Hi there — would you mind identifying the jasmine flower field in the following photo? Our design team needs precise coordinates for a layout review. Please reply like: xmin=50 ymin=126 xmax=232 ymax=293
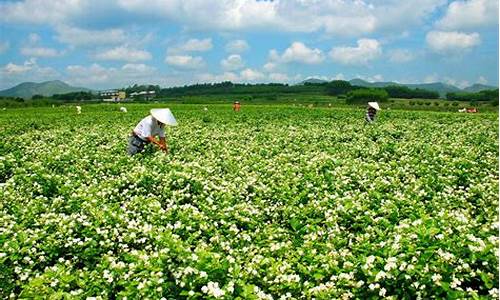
xmin=0 ymin=104 xmax=498 ymax=299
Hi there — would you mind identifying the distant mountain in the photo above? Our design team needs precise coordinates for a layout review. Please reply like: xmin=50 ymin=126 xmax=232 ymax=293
xmin=463 ymin=83 xmax=497 ymax=93
xmin=349 ymin=79 xmax=463 ymax=97
xmin=349 ymin=79 xmax=398 ymax=88
xmin=299 ymin=78 xmax=328 ymax=85
xmin=0 ymin=80 xmax=91 ymax=99
xmin=405 ymin=82 xmax=462 ymax=97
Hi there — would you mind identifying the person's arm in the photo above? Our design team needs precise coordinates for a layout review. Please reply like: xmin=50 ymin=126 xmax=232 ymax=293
xmin=146 ymin=136 xmax=160 ymax=146
xmin=146 ymin=136 xmax=168 ymax=152
xmin=159 ymin=137 xmax=168 ymax=153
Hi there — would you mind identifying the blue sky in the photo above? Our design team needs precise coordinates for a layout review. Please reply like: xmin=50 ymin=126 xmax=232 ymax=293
xmin=0 ymin=0 xmax=498 ymax=90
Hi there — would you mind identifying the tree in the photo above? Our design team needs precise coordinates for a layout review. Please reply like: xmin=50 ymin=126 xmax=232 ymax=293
xmin=346 ymin=88 xmax=388 ymax=104
xmin=446 ymin=89 xmax=499 ymax=103
xmin=326 ymin=80 xmax=353 ymax=96
xmin=384 ymin=85 xmax=439 ymax=99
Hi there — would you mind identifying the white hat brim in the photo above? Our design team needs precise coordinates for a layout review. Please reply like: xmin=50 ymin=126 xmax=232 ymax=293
xmin=150 ymin=108 xmax=177 ymax=126
xmin=368 ymin=102 xmax=381 ymax=110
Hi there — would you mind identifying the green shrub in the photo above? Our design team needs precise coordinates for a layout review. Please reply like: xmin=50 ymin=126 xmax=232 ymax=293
xmin=346 ymin=88 xmax=388 ymax=105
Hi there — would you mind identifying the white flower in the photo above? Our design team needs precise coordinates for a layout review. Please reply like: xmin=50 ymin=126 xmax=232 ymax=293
xmin=375 ymin=271 xmax=387 ymax=281
xmin=432 ymin=274 xmax=442 ymax=284
xmin=489 ymin=288 xmax=499 ymax=298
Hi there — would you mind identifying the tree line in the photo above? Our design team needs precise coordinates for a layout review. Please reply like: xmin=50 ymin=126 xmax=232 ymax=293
xmin=2 ymin=80 xmax=498 ymax=105
xmin=446 ymin=89 xmax=499 ymax=104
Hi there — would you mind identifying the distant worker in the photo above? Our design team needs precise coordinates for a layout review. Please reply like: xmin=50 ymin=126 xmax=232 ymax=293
xmin=76 ymin=105 xmax=81 ymax=114
xmin=233 ymin=101 xmax=241 ymax=112
xmin=128 ymin=108 xmax=177 ymax=156
xmin=366 ymin=102 xmax=380 ymax=123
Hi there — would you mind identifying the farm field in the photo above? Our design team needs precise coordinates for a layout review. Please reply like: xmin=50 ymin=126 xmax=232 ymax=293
xmin=0 ymin=104 xmax=498 ymax=299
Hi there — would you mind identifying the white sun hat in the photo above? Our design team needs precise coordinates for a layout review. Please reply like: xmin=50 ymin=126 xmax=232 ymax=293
xmin=368 ymin=102 xmax=381 ymax=110
xmin=150 ymin=108 xmax=178 ymax=126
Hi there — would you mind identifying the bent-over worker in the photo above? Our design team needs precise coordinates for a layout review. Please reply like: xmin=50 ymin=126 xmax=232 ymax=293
xmin=128 ymin=108 xmax=177 ymax=155
xmin=233 ymin=101 xmax=241 ymax=112
xmin=366 ymin=102 xmax=380 ymax=123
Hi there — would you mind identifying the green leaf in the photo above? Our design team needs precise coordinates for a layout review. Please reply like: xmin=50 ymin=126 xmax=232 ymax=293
xmin=480 ymin=271 xmax=493 ymax=289
xmin=290 ymin=218 xmax=302 ymax=231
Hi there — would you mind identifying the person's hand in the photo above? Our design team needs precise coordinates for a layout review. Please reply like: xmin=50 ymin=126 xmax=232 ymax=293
xmin=159 ymin=144 xmax=168 ymax=153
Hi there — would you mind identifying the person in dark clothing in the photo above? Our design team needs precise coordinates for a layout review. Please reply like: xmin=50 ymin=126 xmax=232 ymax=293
xmin=366 ymin=102 xmax=380 ymax=123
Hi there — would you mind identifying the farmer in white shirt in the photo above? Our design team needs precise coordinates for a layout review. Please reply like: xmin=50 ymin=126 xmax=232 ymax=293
xmin=128 ymin=108 xmax=177 ymax=155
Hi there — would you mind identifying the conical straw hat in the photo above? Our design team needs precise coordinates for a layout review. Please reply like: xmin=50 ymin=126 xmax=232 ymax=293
xmin=368 ymin=102 xmax=381 ymax=110
xmin=150 ymin=108 xmax=177 ymax=126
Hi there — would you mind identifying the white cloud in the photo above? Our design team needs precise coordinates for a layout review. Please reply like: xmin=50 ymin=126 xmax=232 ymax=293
xmin=165 ymin=55 xmax=205 ymax=69
xmin=0 ymin=0 xmax=82 ymax=25
xmin=221 ymin=54 xmax=244 ymax=71
xmin=3 ymin=62 xmax=32 ymax=74
xmin=352 ymin=74 xmax=385 ymax=82
xmin=21 ymin=46 xmax=62 ymax=57
xmin=477 ymin=76 xmax=488 ymax=84
xmin=388 ymin=49 xmax=415 ymax=63
xmin=0 ymin=58 xmax=59 ymax=89
xmin=271 ymin=42 xmax=324 ymax=65
xmin=373 ymin=0 xmax=447 ymax=31
xmin=20 ymin=32 xmax=64 ymax=58
xmin=199 ymin=69 xmax=292 ymax=83
xmin=225 ymin=40 xmax=249 ymax=53
xmin=373 ymin=74 xmax=384 ymax=82
xmin=0 ymin=41 xmax=10 ymax=54
xmin=65 ymin=63 xmax=170 ymax=88
xmin=304 ymin=74 xmax=346 ymax=81
xmin=168 ymin=38 xmax=212 ymax=54
xmin=444 ymin=77 xmax=470 ymax=88
xmin=423 ymin=73 xmax=439 ymax=83
xmin=330 ymin=39 xmax=382 ymax=65
xmin=263 ymin=62 xmax=278 ymax=72
xmin=55 ymin=26 xmax=128 ymax=46
xmin=197 ymin=72 xmax=240 ymax=83
xmin=116 ymin=0 xmax=447 ymax=36
xmin=1 ymin=0 xmax=451 ymax=38
xmin=421 ymin=74 xmax=472 ymax=88
xmin=95 ymin=46 xmax=152 ymax=62
xmin=28 ymin=33 xmax=41 ymax=44
xmin=66 ymin=64 xmax=111 ymax=84
xmin=426 ymin=31 xmax=481 ymax=53
xmin=121 ymin=63 xmax=156 ymax=73
xmin=240 ymin=68 xmax=265 ymax=81
xmin=268 ymin=73 xmax=289 ymax=82
xmin=436 ymin=0 xmax=498 ymax=30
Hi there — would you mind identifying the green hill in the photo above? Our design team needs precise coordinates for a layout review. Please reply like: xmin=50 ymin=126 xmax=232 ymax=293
xmin=349 ymin=79 xmax=462 ymax=97
xmin=0 ymin=80 xmax=91 ymax=99
xmin=299 ymin=78 xmax=328 ymax=85
xmin=463 ymin=83 xmax=497 ymax=93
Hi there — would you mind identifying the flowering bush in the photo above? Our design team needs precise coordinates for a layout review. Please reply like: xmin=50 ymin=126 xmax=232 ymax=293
xmin=0 ymin=104 xmax=498 ymax=299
